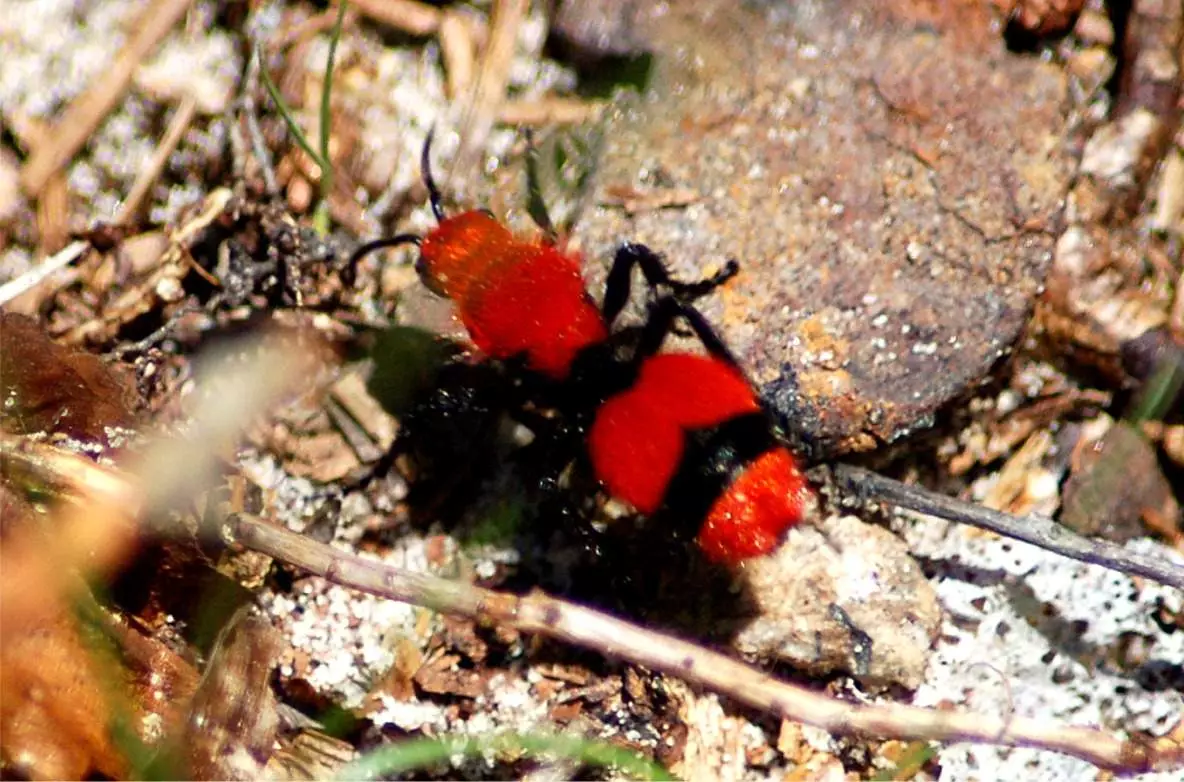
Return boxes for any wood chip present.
[349,0,441,37]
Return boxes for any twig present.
[5,428,1181,772]
[349,0,441,37]
[499,97,606,126]
[19,0,197,197]
[35,171,70,257]
[276,5,353,50]
[116,95,198,225]
[453,0,530,180]
[831,463,1184,590]
[227,513,1182,773]
[440,11,477,100]
[241,50,281,197]
[106,298,217,359]
[0,240,90,306]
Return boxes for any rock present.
[733,515,942,690]
[573,0,1075,457]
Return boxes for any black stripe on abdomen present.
[658,412,778,541]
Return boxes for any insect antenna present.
[422,128,446,222]
[346,129,446,286]
[345,234,422,286]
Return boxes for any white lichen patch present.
[0,0,241,230]
[899,512,1184,781]
[263,555,422,706]
[0,0,137,118]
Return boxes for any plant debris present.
[2,1,1183,780]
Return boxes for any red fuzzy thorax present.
[419,211,607,378]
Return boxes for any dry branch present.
[6,438,1183,772]
[499,97,606,126]
[832,464,1184,590]
[229,512,1182,774]
[453,0,530,178]
[440,11,478,100]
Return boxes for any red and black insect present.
[350,135,812,564]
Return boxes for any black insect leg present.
[603,242,739,328]
[636,295,744,371]
[346,358,509,509]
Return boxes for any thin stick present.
[19,0,197,196]
[241,50,281,197]
[349,0,441,37]
[229,513,1180,774]
[831,464,1184,590]
[453,0,530,180]
[116,95,198,225]
[499,97,605,126]
[440,11,477,100]
[4,434,1180,773]
[0,240,89,306]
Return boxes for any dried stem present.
[440,11,477,100]
[349,0,441,37]
[0,240,89,307]
[831,464,1184,590]
[453,0,530,179]
[240,50,281,197]
[116,96,198,225]
[230,512,1182,774]
[499,97,606,126]
[6,437,1182,772]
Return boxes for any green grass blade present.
[1126,353,1184,426]
[525,131,558,241]
[336,731,675,780]
[256,44,321,166]
[311,2,348,235]
[320,3,347,179]
[71,594,175,779]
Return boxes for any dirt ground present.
[2,1,1183,780]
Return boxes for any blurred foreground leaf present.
[337,731,675,780]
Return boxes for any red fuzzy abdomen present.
[419,211,606,378]
[588,353,808,563]
[587,354,762,514]
[696,447,808,564]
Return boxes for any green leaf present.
[365,326,460,417]
[1126,353,1184,426]
[257,45,321,166]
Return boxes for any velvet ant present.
[349,134,812,564]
